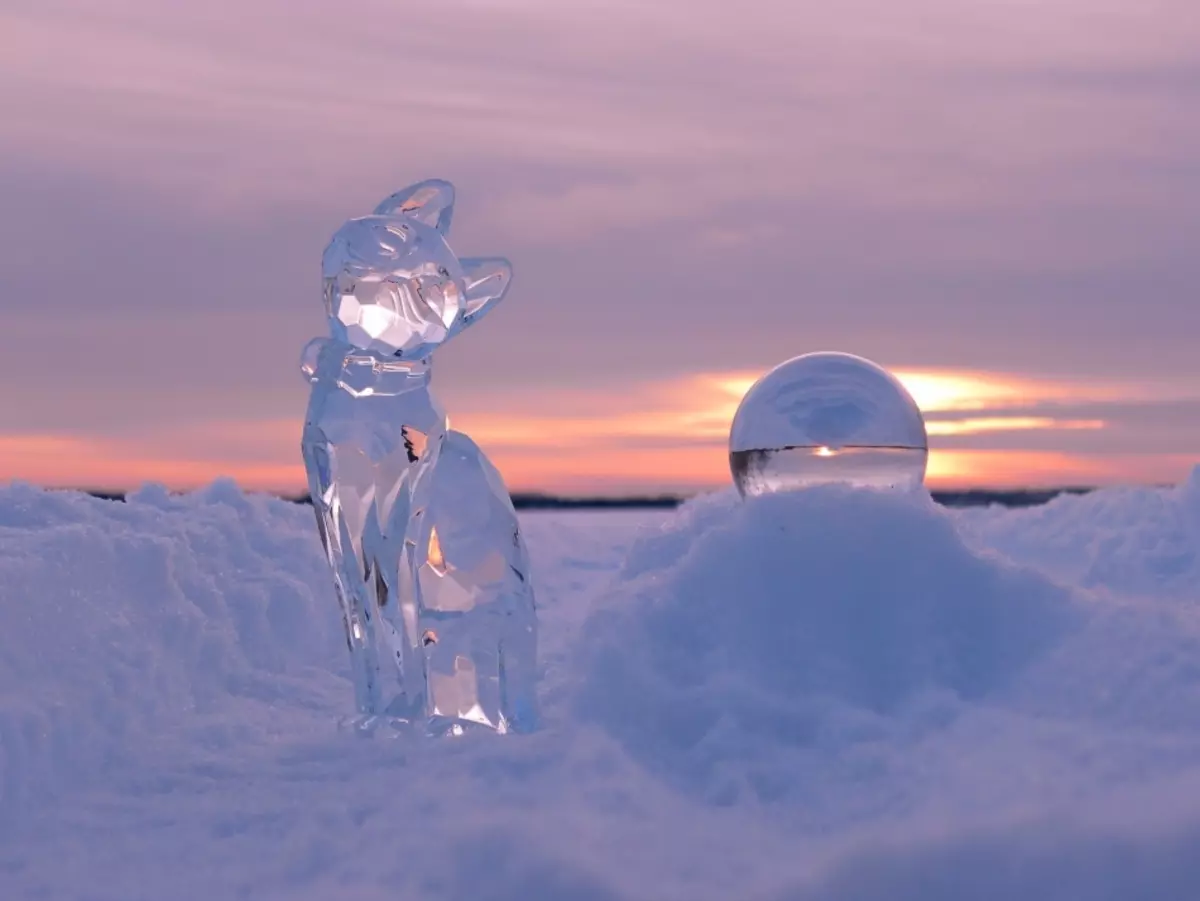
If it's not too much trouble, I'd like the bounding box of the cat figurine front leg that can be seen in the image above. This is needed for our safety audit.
[301,337,445,722]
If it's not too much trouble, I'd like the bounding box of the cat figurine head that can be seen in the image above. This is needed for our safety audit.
[322,179,512,359]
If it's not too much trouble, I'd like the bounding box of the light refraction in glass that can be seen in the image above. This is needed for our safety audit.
[729,352,928,496]
[300,180,537,735]
[404,431,538,735]
[321,178,515,361]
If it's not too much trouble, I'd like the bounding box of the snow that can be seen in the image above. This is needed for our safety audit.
[3,472,1200,899]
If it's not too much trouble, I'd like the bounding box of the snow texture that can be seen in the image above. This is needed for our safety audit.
[3,471,1200,899]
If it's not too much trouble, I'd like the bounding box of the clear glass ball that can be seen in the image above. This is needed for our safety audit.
[729,352,928,496]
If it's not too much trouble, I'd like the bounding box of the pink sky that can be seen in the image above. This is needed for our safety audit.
[0,0,1197,493]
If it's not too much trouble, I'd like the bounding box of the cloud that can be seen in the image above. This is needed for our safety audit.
[924,417,1104,437]
[0,0,1197,489]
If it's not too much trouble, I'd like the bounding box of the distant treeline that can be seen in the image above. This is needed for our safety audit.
[83,488,1095,509]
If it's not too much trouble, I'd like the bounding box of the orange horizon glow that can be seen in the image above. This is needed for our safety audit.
[2,367,1196,495]
[5,436,1190,496]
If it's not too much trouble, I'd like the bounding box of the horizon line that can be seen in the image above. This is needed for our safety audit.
[32,481,1146,503]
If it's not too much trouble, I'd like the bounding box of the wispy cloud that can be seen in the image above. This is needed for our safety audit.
[924,417,1105,437]
[0,0,1197,491]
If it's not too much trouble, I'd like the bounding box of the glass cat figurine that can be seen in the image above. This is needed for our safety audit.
[300,180,537,735]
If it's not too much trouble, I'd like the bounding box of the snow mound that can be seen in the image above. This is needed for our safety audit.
[955,465,1200,601]
[5,478,1200,898]
[776,791,1200,901]
[0,480,345,821]
[578,487,1082,799]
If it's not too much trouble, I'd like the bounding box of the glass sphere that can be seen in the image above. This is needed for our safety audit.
[729,352,928,496]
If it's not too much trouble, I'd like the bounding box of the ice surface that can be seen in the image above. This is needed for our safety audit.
[730,353,927,495]
[4,472,1200,899]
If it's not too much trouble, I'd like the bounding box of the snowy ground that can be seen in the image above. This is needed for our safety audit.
[3,473,1200,899]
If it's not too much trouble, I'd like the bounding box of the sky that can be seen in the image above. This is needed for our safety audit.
[1,0,1198,494]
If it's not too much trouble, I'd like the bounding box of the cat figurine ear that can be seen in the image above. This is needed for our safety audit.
[374,179,455,235]
[459,257,513,325]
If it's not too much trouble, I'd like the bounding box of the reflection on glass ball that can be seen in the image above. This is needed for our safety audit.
[729,352,928,497]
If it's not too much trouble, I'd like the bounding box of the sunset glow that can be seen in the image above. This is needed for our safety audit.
[4,366,1195,494]
[1,0,1196,498]
[924,418,1106,437]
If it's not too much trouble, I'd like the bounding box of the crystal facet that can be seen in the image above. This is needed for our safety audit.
[405,431,538,735]
[301,181,536,734]
[729,352,928,496]
[321,216,467,359]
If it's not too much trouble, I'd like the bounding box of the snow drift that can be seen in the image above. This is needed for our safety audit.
[2,474,1200,899]
[955,466,1200,601]
[578,487,1081,802]
[0,479,345,821]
